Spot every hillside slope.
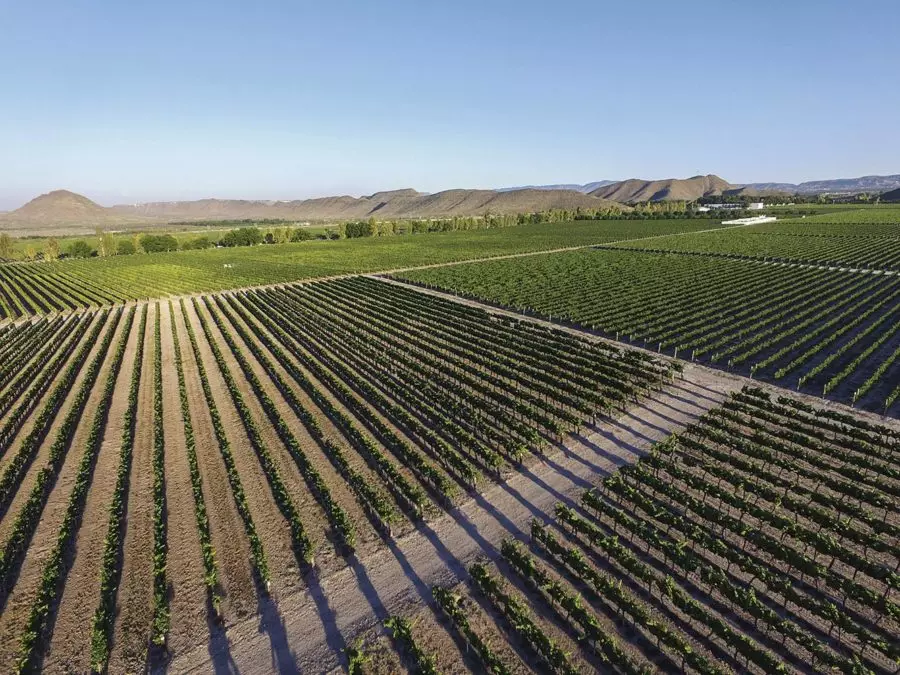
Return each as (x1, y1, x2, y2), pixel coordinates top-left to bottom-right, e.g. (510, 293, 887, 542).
(0, 187, 625, 234)
(590, 174, 733, 203)
(881, 187, 900, 202)
(0, 190, 155, 231)
(113, 188, 623, 221)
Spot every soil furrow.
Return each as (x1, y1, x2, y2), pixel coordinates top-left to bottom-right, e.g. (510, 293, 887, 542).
(41, 312, 142, 673)
(108, 304, 157, 673)
(170, 300, 257, 624)
(0, 312, 122, 672)
(168, 374, 735, 673)
(156, 301, 208, 658)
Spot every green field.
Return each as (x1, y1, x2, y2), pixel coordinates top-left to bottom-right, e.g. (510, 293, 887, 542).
(605, 214, 900, 269)
(775, 207, 900, 225)
(0, 219, 734, 317)
(9, 224, 335, 256)
(396, 248, 900, 413)
(766, 203, 899, 216)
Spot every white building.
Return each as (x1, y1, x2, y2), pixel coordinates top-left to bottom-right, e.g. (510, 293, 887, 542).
(722, 215, 777, 225)
(748, 202, 765, 210)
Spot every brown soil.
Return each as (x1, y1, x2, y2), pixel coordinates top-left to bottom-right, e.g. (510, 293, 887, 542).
(108, 304, 157, 672)
(229, 294, 425, 536)
(169, 300, 257, 624)
(169, 373, 733, 672)
(154, 301, 208, 658)
(208, 297, 382, 568)
(194, 299, 332, 559)
(233, 294, 437, 523)
(181, 299, 302, 597)
(42, 309, 142, 673)
(0, 313, 104, 541)
(0, 311, 123, 672)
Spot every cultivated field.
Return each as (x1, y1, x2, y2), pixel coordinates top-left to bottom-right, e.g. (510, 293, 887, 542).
(605, 215, 900, 270)
(1, 215, 898, 673)
(378, 386, 899, 675)
(0, 219, 735, 318)
(0, 277, 672, 672)
(397, 249, 900, 414)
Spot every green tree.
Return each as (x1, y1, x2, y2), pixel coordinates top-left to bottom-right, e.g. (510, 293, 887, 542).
(181, 236, 213, 250)
(117, 240, 137, 255)
(290, 228, 313, 242)
(139, 234, 179, 253)
(219, 227, 263, 247)
(68, 240, 96, 258)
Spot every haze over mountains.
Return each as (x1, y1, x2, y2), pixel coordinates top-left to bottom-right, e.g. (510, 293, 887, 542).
(739, 175, 900, 195)
(2, 172, 898, 235)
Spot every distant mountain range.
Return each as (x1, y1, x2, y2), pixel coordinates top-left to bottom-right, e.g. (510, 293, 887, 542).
(738, 175, 900, 195)
(587, 175, 735, 204)
(503, 174, 900, 202)
(0, 188, 624, 234)
(2, 173, 897, 235)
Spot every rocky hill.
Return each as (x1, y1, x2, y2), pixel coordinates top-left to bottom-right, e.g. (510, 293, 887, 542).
(113, 188, 622, 221)
(0, 190, 156, 233)
(589, 174, 733, 204)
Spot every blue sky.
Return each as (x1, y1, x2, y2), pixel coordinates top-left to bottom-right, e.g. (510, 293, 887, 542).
(1, 0, 898, 208)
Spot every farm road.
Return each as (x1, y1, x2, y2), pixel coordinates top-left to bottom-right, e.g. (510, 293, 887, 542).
(166, 367, 738, 673)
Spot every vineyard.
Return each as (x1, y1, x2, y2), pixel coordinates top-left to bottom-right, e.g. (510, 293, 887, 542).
(604, 216, 900, 270)
(0, 218, 731, 319)
(0, 276, 672, 672)
(396, 248, 900, 414)
(1, 211, 898, 672)
(373, 387, 899, 675)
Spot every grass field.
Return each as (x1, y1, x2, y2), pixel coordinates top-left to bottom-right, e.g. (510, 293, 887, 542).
(9, 224, 336, 256)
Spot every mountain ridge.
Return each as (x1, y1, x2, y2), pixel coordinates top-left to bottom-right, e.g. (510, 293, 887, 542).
(503, 173, 900, 199)
(0, 187, 625, 234)
(589, 174, 734, 204)
(739, 174, 900, 194)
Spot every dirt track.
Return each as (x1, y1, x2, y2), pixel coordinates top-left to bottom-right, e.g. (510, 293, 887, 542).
(166, 367, 739, 673)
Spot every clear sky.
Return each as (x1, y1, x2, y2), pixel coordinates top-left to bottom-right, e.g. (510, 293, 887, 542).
(1, 0, 898, 209)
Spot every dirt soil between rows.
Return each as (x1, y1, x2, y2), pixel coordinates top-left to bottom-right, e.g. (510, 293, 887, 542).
(166, 366, 738, 673)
